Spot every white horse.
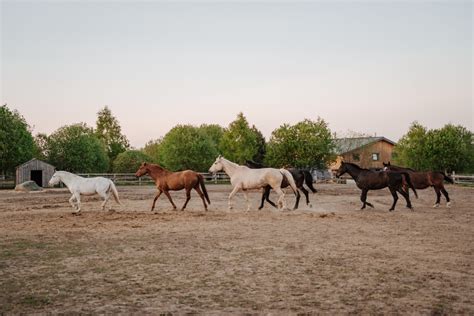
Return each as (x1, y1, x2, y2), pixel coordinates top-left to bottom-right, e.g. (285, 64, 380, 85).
(48, 171, 121, 213)
(209, 156, 298, 211)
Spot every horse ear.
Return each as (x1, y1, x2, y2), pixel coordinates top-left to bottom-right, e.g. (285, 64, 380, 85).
(143, 162, 147, 166)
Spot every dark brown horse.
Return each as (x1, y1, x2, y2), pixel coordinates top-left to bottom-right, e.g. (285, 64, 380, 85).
(383, 162, 453, 208)
(336, 161, 418, 211)
(135, 162, 210, 211)
(245, 160, 317, 210)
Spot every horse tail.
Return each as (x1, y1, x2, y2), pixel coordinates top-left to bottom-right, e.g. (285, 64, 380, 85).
(442, 172, 454, 184)
(279, 169, 298, 196)
(303, 170, 317, 193)
(109, 181, 121, 205)
(198, 174, 211, 204)
(401, 172, 418, 199)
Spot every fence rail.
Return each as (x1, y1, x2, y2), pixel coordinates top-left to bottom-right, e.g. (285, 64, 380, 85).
(77, 172, 230, 185)
(451, 173, 474, 185)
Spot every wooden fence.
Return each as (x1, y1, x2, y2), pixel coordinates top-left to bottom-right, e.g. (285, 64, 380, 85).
(451, 172, 474, 185)
(76, 172, 230, 185)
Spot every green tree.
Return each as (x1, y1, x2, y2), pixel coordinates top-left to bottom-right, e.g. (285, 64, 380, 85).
(142, 138, 163, 163)
(252, 125, 266, 163)
(33, 133, 50, 161)
(95, 106, 130, 164)
(392, 122, 429, 170)
(112, 150, 153, 173)
(394, 122, 473, 173)
(159, 125, 219, 171)
(219, 113, 260, 164)
(0, 104, 35, 175)
(47, 123, 109, 172)
(200, 124, 224, 150)
(265, 118, 334, 169)
(424, 124, 474, 173)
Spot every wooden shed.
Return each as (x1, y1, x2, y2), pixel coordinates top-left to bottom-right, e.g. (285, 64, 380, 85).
(331, 137, 396, 172)
(16, 159, 55, 187)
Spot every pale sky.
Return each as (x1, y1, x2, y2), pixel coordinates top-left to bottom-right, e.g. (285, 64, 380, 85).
(1, 1, 472, 148)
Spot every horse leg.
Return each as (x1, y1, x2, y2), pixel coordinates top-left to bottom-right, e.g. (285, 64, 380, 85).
(74, 193, 82, 213)
(163, 190, 177, 210)
(440, 185, 451, 207)
(151, 190, 162, 212)
(300, 186, 310, 208)
(100, 192, 110, 211)
(433, 187, 441, 208)
(69, 194, 77, 210)
(388, 187, 399, 211)
(180, 188, 191, 211)
(360, 189, 372, 209)
(243, 190, 251, 212)
(228, 186, 241, 210)
(263, 186, 277, 209)
(293, 190, 301, 210)
(193, 186, 208, 211)
(398, 188, 413, 210)
(274, 187, 287, 210)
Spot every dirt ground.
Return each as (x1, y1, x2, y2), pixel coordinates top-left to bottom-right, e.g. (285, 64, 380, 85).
(0, 183, 473, 314)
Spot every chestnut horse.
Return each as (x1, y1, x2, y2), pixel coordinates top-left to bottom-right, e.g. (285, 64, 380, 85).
(135, 162, 210, 211)
(336, 162, 417, 211)
(383, 162, 453, 208)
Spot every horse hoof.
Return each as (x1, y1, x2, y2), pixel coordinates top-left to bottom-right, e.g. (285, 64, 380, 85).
(433, 204, 440, 208)
(446, 202, 451, 208)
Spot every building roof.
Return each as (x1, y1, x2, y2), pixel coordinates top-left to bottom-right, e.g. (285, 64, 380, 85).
(334, 137, 396, 155)
(16, 158, 55, 169)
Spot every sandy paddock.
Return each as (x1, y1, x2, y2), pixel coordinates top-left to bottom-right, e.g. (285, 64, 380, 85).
(0, 183, 473, 314)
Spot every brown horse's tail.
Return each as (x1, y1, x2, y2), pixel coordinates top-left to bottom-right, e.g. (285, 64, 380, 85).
(401, 172, 418, 199)
(442, 172, 454, 184)
(198, 174, 211, 204)
(303, 170, 317, 193)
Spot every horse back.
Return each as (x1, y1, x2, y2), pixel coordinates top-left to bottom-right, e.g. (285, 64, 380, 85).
(163, 170, 199, 190)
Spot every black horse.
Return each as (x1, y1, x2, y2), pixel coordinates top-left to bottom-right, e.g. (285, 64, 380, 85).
(336, 161, 418, 211)
(245, 160, 317, 210)
(383, 162, 453, 208)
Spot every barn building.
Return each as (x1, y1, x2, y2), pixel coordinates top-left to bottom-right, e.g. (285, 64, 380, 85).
(16, 159, 55, 187)
(331, 137, 396, 172)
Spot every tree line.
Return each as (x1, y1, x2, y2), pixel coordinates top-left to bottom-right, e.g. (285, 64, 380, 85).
(1, 104, 473, 175)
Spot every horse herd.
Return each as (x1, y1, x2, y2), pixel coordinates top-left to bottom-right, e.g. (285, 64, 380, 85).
(47, 156, 454, 215)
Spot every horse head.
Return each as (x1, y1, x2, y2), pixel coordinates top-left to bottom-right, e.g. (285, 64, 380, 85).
(382, 161, 391, 171)
(48, 171, 61, 187)
(335, 161, 348, 178)
(135, 162, 149, 177)
(209, 156, 224, 174)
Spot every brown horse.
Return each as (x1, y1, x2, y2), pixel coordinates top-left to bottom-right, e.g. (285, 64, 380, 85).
(383, 162, 454, 208)
(336, 162, 417, 211)
(135, 162, 210, 211)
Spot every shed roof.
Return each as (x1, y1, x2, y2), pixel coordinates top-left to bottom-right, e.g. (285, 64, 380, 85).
(334, 137, 396, 155)
(16, 158, 55, 169)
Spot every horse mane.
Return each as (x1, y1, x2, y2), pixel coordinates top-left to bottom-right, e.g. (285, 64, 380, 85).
(146, 163, 168, 172)
(343, 162, 370, 171)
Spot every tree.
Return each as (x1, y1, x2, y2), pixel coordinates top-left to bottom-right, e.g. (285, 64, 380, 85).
(265, 118, 335, 169)
(159, 125, 219, 171)
(95, 106, 130, 164)
(142, 138, 163, 163)
(219, 112, 260, 164)
(47, 123, 109, 172)
(393, 122, 474, 173)
(252, 125, 266, 163)
(199, 124, 224, 150)
(424, 124, 474, 173)
(392, 122, 429, 170)
(112, 150, 153, 173)
(34, 133, 49, 161)
(0, 104, 35, 175)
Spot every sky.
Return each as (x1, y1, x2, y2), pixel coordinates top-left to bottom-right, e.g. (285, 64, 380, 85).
(1, 0, 472, 148)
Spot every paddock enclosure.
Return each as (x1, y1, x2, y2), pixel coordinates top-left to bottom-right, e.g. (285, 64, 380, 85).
(1, 183, 472, 314)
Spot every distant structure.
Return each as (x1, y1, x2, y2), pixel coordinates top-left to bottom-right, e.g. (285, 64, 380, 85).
(16, 159, 55, 187)
(331, 137, 396, 172)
